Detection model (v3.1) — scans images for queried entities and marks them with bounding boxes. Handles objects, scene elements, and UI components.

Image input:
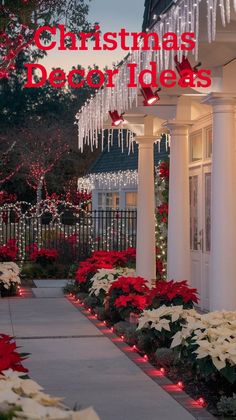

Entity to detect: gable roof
[88,131,169,174]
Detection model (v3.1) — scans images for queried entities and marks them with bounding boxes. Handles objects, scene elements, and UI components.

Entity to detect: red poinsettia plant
[108,276,149,320]
[0,334,28,374]
[122,247,136,266]
[146,280,199,309]
[75,248,136,293]
[0,239,18,262]
[28,244,58,266]
[114,295,147,319]
[76,260,113,293]
[88,251,126,267]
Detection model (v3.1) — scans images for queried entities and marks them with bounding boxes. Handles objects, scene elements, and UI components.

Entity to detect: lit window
[190,132,202,162]
[98,192,119,210]
[125,192,137,209]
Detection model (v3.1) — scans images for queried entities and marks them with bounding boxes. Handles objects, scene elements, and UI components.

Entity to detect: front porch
[75,0,236,310]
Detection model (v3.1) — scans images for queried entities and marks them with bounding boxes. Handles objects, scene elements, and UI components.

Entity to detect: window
[125,192,137,209]
[189,176,198,251]
[190,131,202,162]
[98,192,119,210]
[205,173,211,252]
[205,127,213,159]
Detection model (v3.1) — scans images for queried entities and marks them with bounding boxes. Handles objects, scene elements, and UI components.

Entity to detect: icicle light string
[77,162,166,192]
[76,0,233,151]
[78,170,139,192]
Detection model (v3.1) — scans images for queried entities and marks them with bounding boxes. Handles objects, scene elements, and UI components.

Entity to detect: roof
[142,0,175,31]
[88,131,169,174]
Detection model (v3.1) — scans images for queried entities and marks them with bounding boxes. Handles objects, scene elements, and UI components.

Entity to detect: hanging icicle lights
[77,170,139,192]
[75,0,235,151]
[77,161,170,191]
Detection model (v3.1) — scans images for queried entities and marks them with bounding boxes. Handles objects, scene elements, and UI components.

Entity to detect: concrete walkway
[0,281,197,420]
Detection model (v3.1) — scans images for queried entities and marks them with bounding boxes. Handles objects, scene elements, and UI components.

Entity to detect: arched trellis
[0,198,92,262]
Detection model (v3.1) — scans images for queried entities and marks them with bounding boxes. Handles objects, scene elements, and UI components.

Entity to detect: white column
[203,93,236,311]
[164,121,192,282]
[136,136,156,282]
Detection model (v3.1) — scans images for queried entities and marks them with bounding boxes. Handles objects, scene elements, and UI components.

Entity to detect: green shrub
[217,394,236,417]
[94,306,106,321]
[136,329,159,354]
[155,348,177,368]
[123,325,138,346]
[113,321,130,336]
[22,262,70,280]
[77,292,89,301]
[21,263,46,280]
[67,264,78,279]
[0,283,17,298]
[0,403,23,420]
[83,295,99,309]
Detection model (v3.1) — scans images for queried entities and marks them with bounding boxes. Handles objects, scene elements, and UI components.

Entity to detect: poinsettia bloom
[115,294,147,311]
[147,280,198,308]
[89,268,135,297]
[75,249,137,286]
[0,334,28,374]
[0,262,21,290]
[122,248,136,262]
[0,369,100,420]
[159,161,170,180]
[0,239,18,262]
[171,309,236,373]
[108,276,149,295]
[157,203,169,214]
[29,247,58,263]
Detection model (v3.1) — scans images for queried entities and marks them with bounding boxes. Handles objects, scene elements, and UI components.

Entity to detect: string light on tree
[0,0,34,78]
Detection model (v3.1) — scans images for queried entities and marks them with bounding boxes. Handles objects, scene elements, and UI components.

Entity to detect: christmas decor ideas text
[25,25,212,90]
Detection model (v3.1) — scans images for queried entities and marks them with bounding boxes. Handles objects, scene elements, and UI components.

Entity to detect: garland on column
[155,160,169,280]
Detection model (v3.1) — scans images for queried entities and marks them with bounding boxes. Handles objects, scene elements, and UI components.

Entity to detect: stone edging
[67,295,216,420]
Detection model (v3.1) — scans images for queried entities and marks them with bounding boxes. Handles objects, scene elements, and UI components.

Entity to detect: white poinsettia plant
[0,262,21,290]
[171,310,236,381]
[89,267,135,302]
[138,305,236,382]
[137,305,198,349]
[137,305,198,332]
[0,369,100,420]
